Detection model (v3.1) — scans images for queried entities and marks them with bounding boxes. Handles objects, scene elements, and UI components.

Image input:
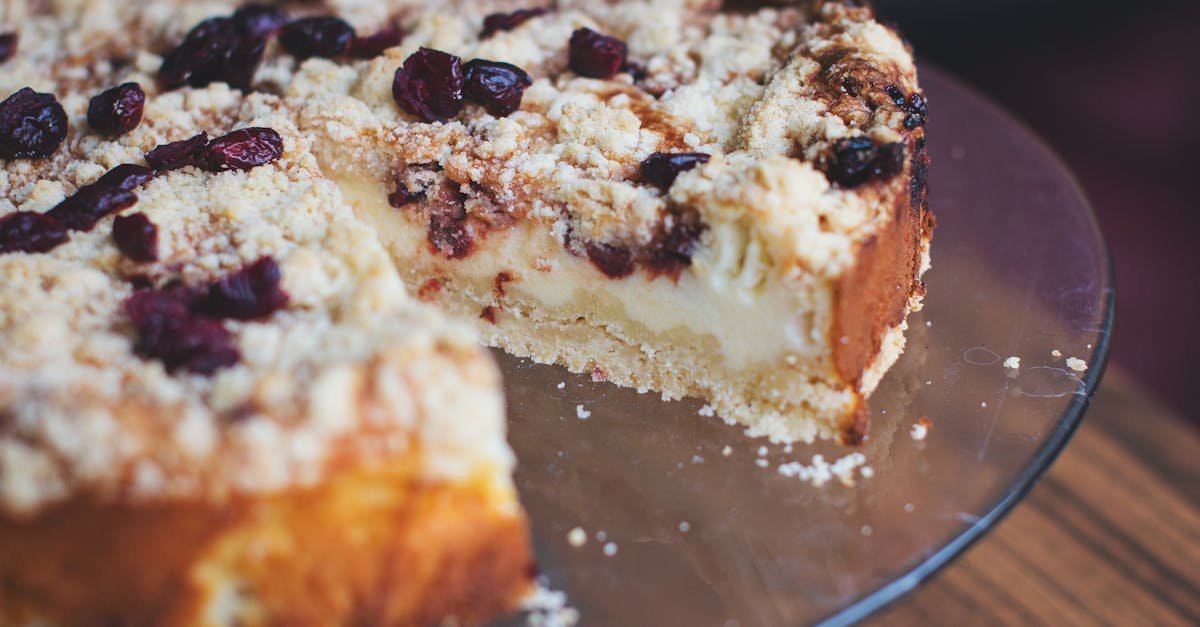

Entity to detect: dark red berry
[87,82,145,135]
[279,16,354,60]
[392,48,464,123]
[126,288,239,374]
[0,33,17,63]
[232,4,288,39]
[423,184,472,258]
[480,8,548,38]
[43,164,153,232]
[158,17,266,91]
[199,127,283,172]
[146,132,210,170]
[585,242,634,278]
[0,211,69,254]
[640,152,710,190]
[884,84,927,130]
[463,59,532,117]
[388,186,424,207]
[112,212,158,262]
[568,28,627,79]
[824,137,905,188]
[0,87,68,159]
[646,212,704,277]
[348,24,404,59]
[97,164,156,191]
[198,256,289,320]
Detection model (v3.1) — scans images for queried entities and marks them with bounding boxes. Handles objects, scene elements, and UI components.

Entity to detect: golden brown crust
[0,463,532,627]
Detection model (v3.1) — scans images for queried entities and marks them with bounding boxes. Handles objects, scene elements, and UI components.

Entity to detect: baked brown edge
[0,463,534,627]
[832,135,933,445]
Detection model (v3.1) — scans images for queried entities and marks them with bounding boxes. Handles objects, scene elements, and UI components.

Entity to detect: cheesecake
[291,0,932,443]
[0,85,531,626]
[0,0,930,623]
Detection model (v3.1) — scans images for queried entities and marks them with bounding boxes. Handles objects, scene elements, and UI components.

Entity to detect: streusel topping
[0,84,510,516]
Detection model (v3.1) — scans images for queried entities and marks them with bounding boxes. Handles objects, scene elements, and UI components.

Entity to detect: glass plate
[496,66,1115,626]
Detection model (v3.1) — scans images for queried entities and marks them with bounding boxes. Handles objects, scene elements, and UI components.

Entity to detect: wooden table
[869,368,1200,626]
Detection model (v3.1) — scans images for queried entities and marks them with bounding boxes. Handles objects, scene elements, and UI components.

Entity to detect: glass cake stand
[496,66,1114,626]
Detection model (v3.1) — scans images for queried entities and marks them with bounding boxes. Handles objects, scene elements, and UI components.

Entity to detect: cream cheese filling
[333,174,839,375]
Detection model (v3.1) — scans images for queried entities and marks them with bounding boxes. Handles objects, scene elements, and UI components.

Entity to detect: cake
[0,85,531,625]
[293,0,932,444]
[0,0,930,624]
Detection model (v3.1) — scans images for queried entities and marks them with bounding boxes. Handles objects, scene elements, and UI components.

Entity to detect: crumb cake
[0,0,930,623]
[291,0,933,443]
[0,86,531,625]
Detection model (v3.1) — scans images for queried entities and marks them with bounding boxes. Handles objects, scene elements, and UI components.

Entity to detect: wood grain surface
[869,369,1200,626]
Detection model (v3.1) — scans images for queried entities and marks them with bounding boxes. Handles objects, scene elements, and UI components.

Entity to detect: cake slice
[291,0,933,443]
[0,85,531,625]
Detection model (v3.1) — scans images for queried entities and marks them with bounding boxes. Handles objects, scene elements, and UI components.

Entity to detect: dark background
[874,0,1200,425]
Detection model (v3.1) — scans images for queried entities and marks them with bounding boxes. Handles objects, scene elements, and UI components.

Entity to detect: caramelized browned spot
[480,305,499,324]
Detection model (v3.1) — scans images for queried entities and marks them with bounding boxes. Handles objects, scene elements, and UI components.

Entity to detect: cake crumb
[1051,349,1063,359]
[698,404,715,417]
[910,423,928,441]
[1003,356,1021,369]
[783,443,793,454]
[860,466,874,478]
[981,401,988,408]
[904,502,914,513]
[778,452,868,487]
[926,320,933,327]
[691,454,704,464]
[757,445,768,457]
[1066,357,1088,372]
[566,527,587,547]
[602,542,618,557]
[722,445,733,457]
[556,382,565,389]
[755,458,769,468]
[678,521,690,533]
[523,580,579,627]
[575,405,591,420]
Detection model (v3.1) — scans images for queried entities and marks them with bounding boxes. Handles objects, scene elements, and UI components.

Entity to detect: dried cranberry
[647,212,704,277]
[126,288,239,374]
[480,8,548,38]
[87,82,145,135]
[97,164,156,191]
[158,17,266,90]
[279,16,354,60]
[348,23,404,59]
[824,137,905,188]
[0,88,68,159]
[462,59,532,117]
[585,242,634,278]
[884,84,927,130]
[41,164,153,232]
[392,48,465,123]
[0,33,16,63]
[640,152,710,190]
[232,3,288,39]
[388,186,424,207]
[199,127,283,172]
[198,257,289,320]
[146,132,210,170]
[568,28,627,79]
[112,212,158,262]
[0,211,69,254]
